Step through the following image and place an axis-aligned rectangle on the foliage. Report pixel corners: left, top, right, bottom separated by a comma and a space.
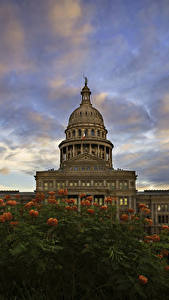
0, 194, 169, 300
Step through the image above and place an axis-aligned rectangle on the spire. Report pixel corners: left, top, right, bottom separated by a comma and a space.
81, 76, 91, 105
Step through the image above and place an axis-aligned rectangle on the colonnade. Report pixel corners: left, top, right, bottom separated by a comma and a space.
60, 143, 112, 166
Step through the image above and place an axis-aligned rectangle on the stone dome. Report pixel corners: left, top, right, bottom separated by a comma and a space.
68, 105, 104, 127
68, 80, 104, 127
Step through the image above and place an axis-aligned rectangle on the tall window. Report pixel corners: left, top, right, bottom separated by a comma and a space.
78, 129, 81, 137
72, 130, 75, 137
85, 129, 88, 137
91, 129, 95, 136
97, 130, 100, 136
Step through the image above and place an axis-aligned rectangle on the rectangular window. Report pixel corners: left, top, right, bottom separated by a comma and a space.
74, 182, 77, 186
86, 182, 90, 186
120, 198, 123, 205
166, 215, 168, 223
157, 205, 161, 211
49, 181, 53, 188
112, 181, 115, 189
119, 182, 123, 189
124, 198, 128, 205
124, 181, 128, 189
158, 215, 161, 223
70, 182, 73, 186
82, 182, 85, 186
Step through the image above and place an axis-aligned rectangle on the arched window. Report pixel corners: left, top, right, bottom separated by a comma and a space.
80, 112, 82, 116
68, 131, 71, 138
78, 129, 82, 137
91, 129, 95, 136
72, 130, 75, 137
85, 111, 87, 115
85, 129, 88, 137
97, 130, 100, 137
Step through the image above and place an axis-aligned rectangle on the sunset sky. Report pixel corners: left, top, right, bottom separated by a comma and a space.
0, 0, 169, 191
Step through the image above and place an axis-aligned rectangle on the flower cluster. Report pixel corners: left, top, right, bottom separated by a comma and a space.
120, 214, 129, 221
0, 212, 13, 222
47, 218, 58, 226
7, 200, 18, 206
138, 275, 148, 284
29, 210, 39, 217
58, 189, 68, 195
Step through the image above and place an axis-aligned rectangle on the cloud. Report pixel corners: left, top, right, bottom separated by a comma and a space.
0, 2, 33, 76
0, 168, 10, 175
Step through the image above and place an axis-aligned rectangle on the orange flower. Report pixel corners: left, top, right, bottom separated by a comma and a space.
0, 202, 6, 207
144, 218, 152, 226
135, 216, 139, 221
4, 195, 10, 200
100, 205, 108, 210
161, 225, 169, 230
138, 275, 148, 284
29, 210, 39, 217
58, 189, 65, 195
139, 203, 147, 209
0, 199, 4, 204
87, 209, 95, 214
24, 201, 34, 209
93, 202, 100, 207
151, 234, 160, 242
161, 249, 169, 257
141, 207, 151, 214
164, 265, 169, 271
47, 218, 58, 226
48, 191, 55, 196
128, 208, 134, 213
80, 193, 86, 198
48, 199, 58, 204
81, 200, 91, 206
0, 215, 5, 223
86, 196, 93, 202
10, 221, 19, 226
120, 214, 129, 221
72, 205, 78, 211
6, 200, 18, 206
65, 206, 73, 210
105, 197, 113, 204
3, 212, 13, 221
68, 198, 76, 204
156, 254, 163, 259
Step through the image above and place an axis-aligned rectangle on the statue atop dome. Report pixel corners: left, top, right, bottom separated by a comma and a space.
84, 76, 88, 86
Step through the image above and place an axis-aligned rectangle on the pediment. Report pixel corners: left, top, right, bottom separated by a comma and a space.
64, 152, 106, 165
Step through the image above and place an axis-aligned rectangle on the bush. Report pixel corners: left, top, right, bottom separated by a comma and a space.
0, 194, 169, 299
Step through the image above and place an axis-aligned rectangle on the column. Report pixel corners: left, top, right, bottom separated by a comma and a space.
104, 146, 106, 160
77, 195, 81, 212
128, 196, 132, 209
81, 143, 83, 154
89, 144, 91, 154
73, 144, 75, 157
98, 144, 99, 157
66, 146, 68, 160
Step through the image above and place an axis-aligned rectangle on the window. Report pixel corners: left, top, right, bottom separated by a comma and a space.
82, 182, 85, 186
78, 129, 81, 137
97, 130, 100, 136
74, 182, 77, 186
112, 181, 115, 189
91, 129, 95, 136
74, 167, 78, 171
70, 182, 73, 186
124, 181, 128, 189
72, 130, 75, 137
84, 129, 88, 137
86, 166, 90, 171
119, 197, 128, 205
119, 182, 123, 189
86, 182, 90, 186
49, 181, 53, 188
44, 182, 48, 191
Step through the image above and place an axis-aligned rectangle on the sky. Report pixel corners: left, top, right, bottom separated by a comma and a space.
0, 0, 169, 191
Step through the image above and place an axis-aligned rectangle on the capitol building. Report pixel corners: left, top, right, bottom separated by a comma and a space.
1, 79, 169, 233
